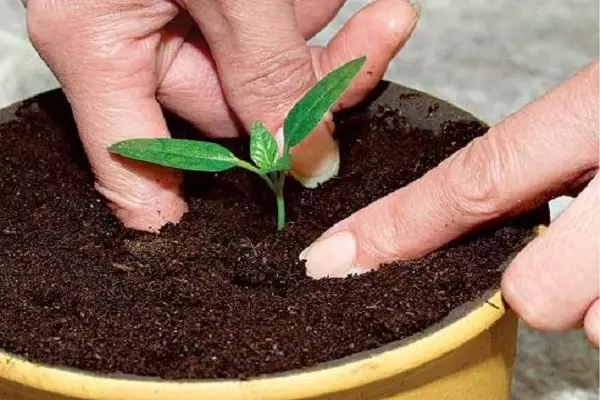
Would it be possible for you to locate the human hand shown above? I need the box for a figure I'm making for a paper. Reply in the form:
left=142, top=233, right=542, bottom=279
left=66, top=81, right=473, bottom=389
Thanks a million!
left=302, top=60, right=600, bottom=346
left=24, top=0, right=419, bottom=231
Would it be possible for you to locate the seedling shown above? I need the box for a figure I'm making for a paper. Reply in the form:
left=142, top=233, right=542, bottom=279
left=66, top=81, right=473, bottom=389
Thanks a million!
left=109, top=56, right=366, bottom=230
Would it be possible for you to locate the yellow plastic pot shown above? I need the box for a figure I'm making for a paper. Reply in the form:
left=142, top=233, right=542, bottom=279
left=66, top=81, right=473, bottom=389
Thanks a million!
left=0, top=86, right=546, bottom=400
left=0, top=289, right=518, bottom=400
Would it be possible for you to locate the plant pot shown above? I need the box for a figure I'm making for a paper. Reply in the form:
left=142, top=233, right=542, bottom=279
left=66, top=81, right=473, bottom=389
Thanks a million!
left=0, top=82, right=549, bottom=400
left=0, top=291, right=522, bottom=400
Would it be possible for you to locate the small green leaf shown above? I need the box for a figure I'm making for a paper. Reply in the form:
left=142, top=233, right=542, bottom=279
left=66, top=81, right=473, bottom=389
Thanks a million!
left=249, top=122, right=278, bottom=171
left=275, top=152, right=292, bottom=170
left=108, top=138, right=242, bottom=172
left=262, top=152, right=292, bottom=174
left=284, top=56, right=366, bottom=148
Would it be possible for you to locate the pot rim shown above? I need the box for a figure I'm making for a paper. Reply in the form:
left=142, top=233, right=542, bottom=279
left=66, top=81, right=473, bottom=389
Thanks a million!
left=0, top=288, right=511, bottom=400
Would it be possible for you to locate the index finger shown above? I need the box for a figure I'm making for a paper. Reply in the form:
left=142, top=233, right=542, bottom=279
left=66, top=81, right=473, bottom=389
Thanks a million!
left=302, top=60, right=599, bottom=278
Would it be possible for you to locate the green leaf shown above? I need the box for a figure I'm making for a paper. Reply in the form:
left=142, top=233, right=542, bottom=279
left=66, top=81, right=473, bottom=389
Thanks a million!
left=283, top=56, right=366, bottom=148
left=274, top=152, right=292, bottom=170
left=249, top=122, right=278, bottom=171
left=262, top=152, right=292, bottom=174
left=108, top=138, right=242, bottom=172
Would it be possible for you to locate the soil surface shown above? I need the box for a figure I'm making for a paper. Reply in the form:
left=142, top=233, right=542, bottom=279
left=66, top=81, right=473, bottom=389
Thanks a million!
left=0, top=84, right=547, bottom=379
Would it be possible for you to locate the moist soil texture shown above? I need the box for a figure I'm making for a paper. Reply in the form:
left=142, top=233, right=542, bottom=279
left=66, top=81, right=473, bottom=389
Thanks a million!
left=0, top=84, right=547, bottom=379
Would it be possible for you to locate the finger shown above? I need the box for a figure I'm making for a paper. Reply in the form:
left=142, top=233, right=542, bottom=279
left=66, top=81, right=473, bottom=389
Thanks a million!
left=295, top=0, right=346, bottom=39
left=288, top=0, right=419, bottom=187
left=26, top=1, right=188, bottom=232
left=183, top=0, right=315, bottom=133
left=584, top=298, right=600, bottom=348
left=183, top=0, right=339, bottom=187
left=502, top=176, right=599, bottom=332
left=159, top=41, right=243, bottom=138
left=156, top=19, right=242, bottom=138
left=159, top=0, right=348, bottom=138
left=302, top=60, right=599, bottom=278
left=312, top=0, right=420, bottom=110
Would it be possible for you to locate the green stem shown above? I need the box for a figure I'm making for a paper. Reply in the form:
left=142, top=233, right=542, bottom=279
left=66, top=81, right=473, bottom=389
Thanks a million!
left=236, top=160, right=262, bottom=175
left=239, top=159, right=287, bottom=230
left=273, top=171, right=287, bottom=231
left=258, top=174, right=275, bottom=191
left=238, top=160, right=278, bottom=193
left=275, top=190, right=285, bottom=231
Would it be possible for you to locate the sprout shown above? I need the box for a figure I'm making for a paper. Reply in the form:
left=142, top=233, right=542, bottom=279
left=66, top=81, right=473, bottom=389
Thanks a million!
left=109, top=56, right=366, bottom=230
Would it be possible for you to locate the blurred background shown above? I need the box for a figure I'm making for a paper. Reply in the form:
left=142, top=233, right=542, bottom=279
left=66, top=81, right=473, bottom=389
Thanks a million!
left=1, top=0, right=598, bottom=398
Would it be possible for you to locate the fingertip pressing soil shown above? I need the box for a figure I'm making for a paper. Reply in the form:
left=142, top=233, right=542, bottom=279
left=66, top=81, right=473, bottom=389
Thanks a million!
left=0, top=83, right=548, bottom=380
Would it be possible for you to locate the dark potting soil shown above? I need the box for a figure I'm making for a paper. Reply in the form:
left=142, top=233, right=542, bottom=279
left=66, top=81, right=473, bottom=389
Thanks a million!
left=0, top=84, right=547, bottom=380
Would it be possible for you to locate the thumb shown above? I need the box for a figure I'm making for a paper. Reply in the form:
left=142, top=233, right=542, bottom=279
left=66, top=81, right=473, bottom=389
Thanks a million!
left=302, top=60, right=599, bottom=279
left=182, top=0, right=338, bottom=188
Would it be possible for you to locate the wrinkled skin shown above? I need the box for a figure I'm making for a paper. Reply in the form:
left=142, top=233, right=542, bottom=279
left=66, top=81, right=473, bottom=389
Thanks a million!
left=25, top=0, right=418, bottom=231
left=304, top=60, right=600, bottom=348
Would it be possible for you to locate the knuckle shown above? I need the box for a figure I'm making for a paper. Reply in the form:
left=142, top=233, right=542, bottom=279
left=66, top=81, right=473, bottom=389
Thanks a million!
left=26, top=2, right=156, bottom=88
left=443, top=132, right=511, bottom=219
left=233, top=48, right=315, bottom=111
left=26, top=3, right=63, bottom=48
left=26, top=1, right=90, bottom=59
left=354, top=195, right=411, bottom=263
left=584, top=305, right=600, bottom=348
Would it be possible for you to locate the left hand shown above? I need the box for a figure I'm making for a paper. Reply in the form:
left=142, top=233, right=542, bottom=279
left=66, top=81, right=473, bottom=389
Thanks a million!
left=25, top=0, right=419, bottom=231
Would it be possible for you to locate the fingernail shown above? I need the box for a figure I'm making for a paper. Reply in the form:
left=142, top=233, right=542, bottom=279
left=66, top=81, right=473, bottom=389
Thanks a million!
left=585, top=303, right=600, bottom=347
left=289, top=113, right=339, bottom=189
left=274, top=126, right=285, bottom=157
left=300, top=231, right=358, bottom=279
left=589, top=302, right=600, bottom=325
left=379, top=0, right=420, bottom=57
left=407, top=0, right=421, bottom=13
left=403, top=0, right=421, bottom=37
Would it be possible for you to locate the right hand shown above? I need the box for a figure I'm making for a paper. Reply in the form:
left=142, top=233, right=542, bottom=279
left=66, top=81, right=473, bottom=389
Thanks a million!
left=302, top=60, right=599, bottom=346
left=25, top=0, right=419, bottom=231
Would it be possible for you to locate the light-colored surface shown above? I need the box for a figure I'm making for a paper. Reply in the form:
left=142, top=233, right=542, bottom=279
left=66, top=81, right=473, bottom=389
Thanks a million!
left=0, top=0, right=598, bottom=399
left=0, top=2, right=57, bottom=110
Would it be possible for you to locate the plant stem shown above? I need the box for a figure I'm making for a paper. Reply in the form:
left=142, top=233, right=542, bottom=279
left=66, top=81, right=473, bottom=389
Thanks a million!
left=275, top=190, right=285, bottom=231
left=258, top=174, right=275, bottom=191
left=273, top=171, right=286, bottom=231
left=236, top=160, right=262, bottom=175
left=242, top=161, right=287, bottom=230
